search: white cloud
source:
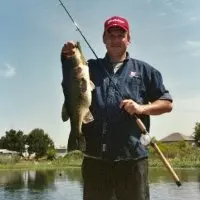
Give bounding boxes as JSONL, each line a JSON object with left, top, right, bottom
{"left": 164, "top": 0, "right": 173, "bottom": 6}
{"left": 174, "top": 95, "right": 200, "bottom": 112}
{"left": 158, "top": 12, "right": 167, "bottom": 16}
{"left": 164, "top": 0, "right": 184, "bottom": 15}
{"left": 186, "top": 40, "right": 200, "bottom": 47}
{"left": 191, "top": 50, "right": 200, "bottom": 57}
{"left": 0, "top": 63, "right": 16, "bottom": 78}
{"left": 146, "top": 0, "right": 152, "bottom": 3}
{"left": 185, "top": 40, "right": 200, "bottom": 57}
{"left": 189, "top": 16, "right": 200, "bottom": 22}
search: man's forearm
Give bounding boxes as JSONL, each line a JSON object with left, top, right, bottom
{"left": 142, "top": 100, "right": 173, "bottom": 115}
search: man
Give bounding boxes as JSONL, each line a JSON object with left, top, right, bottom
{"left": 61, "top": 16, "right": 173, "bottom": 200}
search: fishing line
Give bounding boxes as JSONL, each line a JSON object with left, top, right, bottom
{"left": 58, "top": 0, "right": 124, "bottom": 99}
{"left": 57, "top": 0, "right": 181, "bottom": 187}
{"left": 58, "top": 0, "right": 99, "bottom": 64}
{"left": 58, "top": 0, "right": 151, "bottom": 147}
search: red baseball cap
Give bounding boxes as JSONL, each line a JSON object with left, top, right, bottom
{"left": 104, "top": 16, "right": 129, "bottom": 32}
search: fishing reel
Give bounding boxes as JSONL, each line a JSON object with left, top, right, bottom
{"left": 135, "top": 116, "right": 152, "bottom": 146}
{"left": 140, "top": 133, "right": 151, "bottom": 146}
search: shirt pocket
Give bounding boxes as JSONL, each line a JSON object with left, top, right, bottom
{"left": 123, "top": 75, "right": 143, "bottom": 102}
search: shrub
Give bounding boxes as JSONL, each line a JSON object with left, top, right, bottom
{"left": 47, "top": 149, "right": 56, "bottom": 160}
{"left": 0, "top": 154, "right": 20, "bottom": 164}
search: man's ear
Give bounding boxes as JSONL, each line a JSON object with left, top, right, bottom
{"left": 127, "top": 32, "right": 131, "bottom": 44}
{"left": 103, "top": 31, "right": 106, "bottom": 44}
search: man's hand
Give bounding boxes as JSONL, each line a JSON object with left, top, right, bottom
{"left": 61, "top": 41, "right": 77, "bottom": 59}
{"left": 120, "top": 99, "right": 144, "bottom": 115}
{"left": 120, "top": 99, "right": 173, "bottom": 116}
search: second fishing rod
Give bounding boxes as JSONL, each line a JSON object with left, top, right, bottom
{"left": 58, "top": 0, "right": 181, "bottom": 187}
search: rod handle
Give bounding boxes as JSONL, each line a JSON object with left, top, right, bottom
{"left": 135, "top": 117, "right": 147, "bottom": 133}
{"left": 135, "top": 115, "right": 182, "bottom": 187}
{"left": 150, "top": 142, "right": 182, "bottom": 187}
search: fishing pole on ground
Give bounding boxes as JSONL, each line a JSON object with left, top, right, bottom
{"left": 57, "top": 0, "right": 181, "bottom": 187}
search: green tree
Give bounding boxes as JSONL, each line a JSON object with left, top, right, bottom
{"left": 26, "top": 128, "right": 55, "bottom": 158}
{"left": 0, "top": 136, "right": 5, "bottom": 148}
{"left": 151, "top": 136, "right": 157, "bottom": 142}
{"left": 193, "top": 122, "right": 200, "bottom": 147}
{"left": 0, "top": 129, "right": 27, "bottom": 153}
{"left": 46, "top": 148, "right": 56, "bottom": 160}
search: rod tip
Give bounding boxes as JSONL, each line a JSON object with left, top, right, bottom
{"left": 176, "top": 181, "right": 182, "bottom": 187}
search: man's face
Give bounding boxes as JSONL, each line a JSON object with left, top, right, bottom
{"left": 103, "top": 26, "right": 130, "bottom": 58}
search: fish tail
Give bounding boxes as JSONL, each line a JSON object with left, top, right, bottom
{"left": 67, "top": 131, "right": 78, "bottom": 152}
{"left": 77, "top": 134, "right": 86, "bottom": 152}
{"left": 67, "top": 123, "right": 86, "bottom": 152}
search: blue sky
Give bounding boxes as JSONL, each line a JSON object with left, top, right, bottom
{"left": 0, "top": 0, "right": 200, "bottom": 147}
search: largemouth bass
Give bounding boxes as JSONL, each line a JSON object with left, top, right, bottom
{"left": 61, "top": 42, "right": 94, "bottom": 152}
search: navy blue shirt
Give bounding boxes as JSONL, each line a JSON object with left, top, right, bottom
{"left": 62, "top": 53, "right": 172, "bottom": 161}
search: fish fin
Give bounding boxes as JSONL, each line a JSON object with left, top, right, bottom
{"left": 67, "top": 132, "right": 78, "bottom": 152}
{"left": 76, "top": 41, "right": 87, "bottom": 65}
{"left": 77, "top": 135, "right": 86, "bottom": 152}
{"left": 61, "top": 102, "right": 70, "bottom": 122}
{"left": 90, "top": 81, "right": 95, "bottom": 91}
{"left": 67, "top": 131, "right": 86, "bottom": 152}
{"left": 82, "top": 110, "right": 94, "bottom": 124}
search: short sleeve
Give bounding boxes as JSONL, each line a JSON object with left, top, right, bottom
{"left": 147, "top": 68, "right": 172, "bottom": 102}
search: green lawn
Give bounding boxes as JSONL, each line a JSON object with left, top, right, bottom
{"left": 0, "top": 143, "right": 200, "bottom": 170}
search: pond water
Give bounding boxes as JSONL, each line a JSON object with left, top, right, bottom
{"left": 0, "top": 168, "right": 199, "bottom": 200}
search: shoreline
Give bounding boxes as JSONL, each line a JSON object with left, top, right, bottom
{"left": 0, "top": 158, "right": 199, "bottom": 170}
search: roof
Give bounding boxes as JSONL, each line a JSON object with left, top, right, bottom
{"left": 55, "top": 148, "right": 67, "bottom": 153}
{"left": 159, "top": 132, "right": 195, "bottom": 142}
{"left": 0, "top": 149, "right": 18, "bottom": 154}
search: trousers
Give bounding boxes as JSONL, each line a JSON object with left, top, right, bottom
{"left": 81, "top": 157, "right": 150, "bottom": 200}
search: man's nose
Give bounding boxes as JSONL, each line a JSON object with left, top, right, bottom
{"left": 112, "top": 36, "right": 121, "bottom": 44}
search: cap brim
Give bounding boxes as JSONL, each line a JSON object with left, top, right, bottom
{"left": 105, "top": 24, "right": 128, "bottom": 32}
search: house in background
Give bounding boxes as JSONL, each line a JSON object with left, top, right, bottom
{"left": 55, "top": 147, "right": 67, "bottom": 158}
{"left": 0, "top": 149, "right": 19, "bottom": 155}
{"left": 159, "top": 132, "right": 195, "bottom": 144}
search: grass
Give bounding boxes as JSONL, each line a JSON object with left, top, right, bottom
{"left": 0, "top": 143, "right": 200, "bottom": 170}
{"left": 148, "top": 142, "right": 200, "bottom": 168}
{"left": 0, "top": 151, "right": 83, "bottom": 170}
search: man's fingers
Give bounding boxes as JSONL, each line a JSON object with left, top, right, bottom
{"left": 62, "top": 41, "right": 77, "bottom": 57}
{"left": 120, "top": 101, "right": 126, "bottom": 109}
{"left": 119, "top": 100, "right": 129, "bottom": 108}
{"left": 120, "top": 99, "right": 138, "bottom": 115}
{"left": 65, "top": 41, "right": 77, "bottom": 48}
{"left": 62, "top": 41, "right": 77, "bottom": 51}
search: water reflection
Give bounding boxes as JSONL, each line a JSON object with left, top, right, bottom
{"left": 1, "top": 168, "right": 199, "bottom": 188}
{"left": 149, "top": 168, "right": 200, "bottom": 200}
{"left": 59, "top": 168, "right": 82, "bottom": 183}
{"left": 150, "top": 168, "right": 200, "bottom": 184}
{"left": 198, "top": 171, "right": 200, "bottom": 192}
{"left": 0, "top": 168, "right": 199, "bottom": 200}
{"left": 0, "top": 170, "right": 56, "bottom": 190}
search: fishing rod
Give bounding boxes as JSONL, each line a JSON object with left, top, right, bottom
{"left": 58, "top": 0, "right": 181, "bottom": 187}
{"left": 58, "top": 0, "right": 98, "bottom": 60}
{"left": 58, "top": 0, "right": 149, "bottom": 138}
{"left": 58, "top": 0, "right": 124, "bottom": 96}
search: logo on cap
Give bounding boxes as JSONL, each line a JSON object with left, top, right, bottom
{"left": 104, "top": 16, "right": 129, "bottom": 32}
{"left": 107, "top": 18, "right": 125, "bottom": 25}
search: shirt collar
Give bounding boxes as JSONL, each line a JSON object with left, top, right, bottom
{"left": 104, "top": 52, "right": 130, "bottom": 63}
